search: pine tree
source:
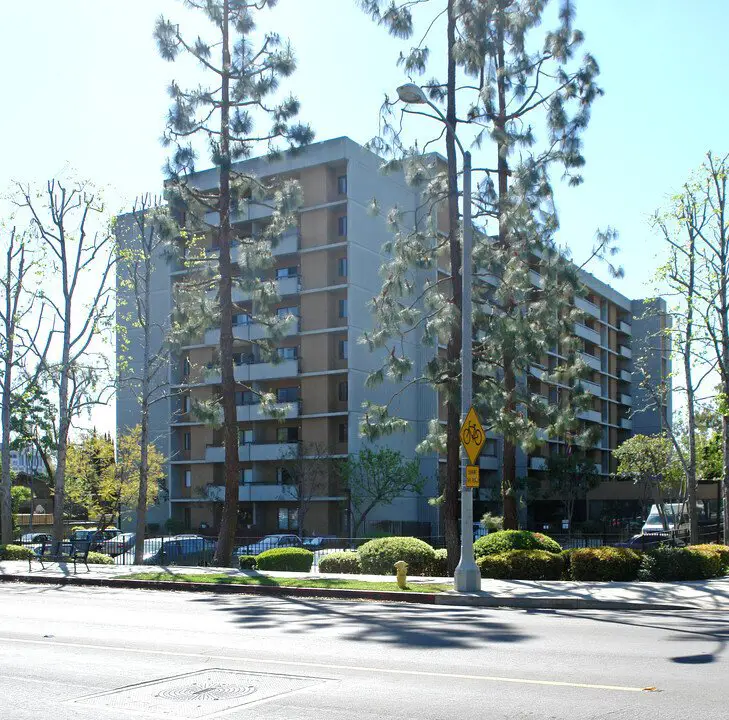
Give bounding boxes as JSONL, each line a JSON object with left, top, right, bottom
{"left": 155, "top": 0, "right": 312, "bottom": 565}
{"left": 358, "top": 1, "right": 616, "bottom": 549}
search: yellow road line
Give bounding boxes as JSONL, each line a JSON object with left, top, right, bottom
{"left": 0, "top": 636, "right": 653, "bottom": 693}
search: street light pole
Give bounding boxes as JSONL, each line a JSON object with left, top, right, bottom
{"left": 453, "top": 149, "right": 480, "bottom": 592}
{"left": 395, "top": 84, "right": 480, "bottom": 592}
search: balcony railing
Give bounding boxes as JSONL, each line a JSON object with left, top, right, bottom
{"left": 205, "top": 442, "right": 300, "bottom": 463}
{"left": 530, "top": 456, "right": 547, "bottom": 471}
{"left": 620, "top": 417, "right": 632, "bottom": 430}
{"left": 619, "top": 320, "right": 633, "bottom": 336}
{"left": 574, "top": 323, "right": 601, "bottom": 345}
{"left": 574, "top": 296, "right": 601, "bottom": 319}
{"left": 620, "top": 369, "right": 631, "bottom": 382}
{"left": 577, "top": 409, "right": 602, "bottom": 423}
{"left": 204, "top": 318, "right": 299, "bottom": 345}
{"left": 579, "top": 352, "right": 602, "bottom": 372}
{"left": 620, "top": 393, "right": 633, "bottom": 406}
{"left": 619, "top": 345, "right": 632, "bottom": 359}
{"left": 236, "top": 401, "right": 300, "bottom": 422}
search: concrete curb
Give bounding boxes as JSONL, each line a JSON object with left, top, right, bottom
{"left": 0, "top": 572, "right": 716, "bottom": 611}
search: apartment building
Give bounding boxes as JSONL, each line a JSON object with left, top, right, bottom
{"left": 466, "top": 273, "right": 675, "bottom": 528}
{"left": 116, "top": 137, "right": 439, "bottom": 538}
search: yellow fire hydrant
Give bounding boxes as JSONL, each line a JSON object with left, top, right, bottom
{"left": 394, "top": 560, "right": 408, "bottom": 590}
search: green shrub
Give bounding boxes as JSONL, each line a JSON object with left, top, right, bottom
{"left": 0, "top": 544, "right": 35, "bottom": 561}
{"left": 560, "top": 549, "right": 573, "bottom": 579}
{"left": 164, "top": 518, "right": 187, "bottom": 535}
{"left": 476, "top": 550, "right": 564, "bottom": 580}
{"left": 238, "top": 555, "right": 257, "bottom": 570}
{"left": 692, "top": 544, "right": 729, "bottom": 572}
{"left": 428, "top": 548, "right": 449, "bottom": 577}
{"left": 639, "top": 546, "right": 723, "bottom": 582}
{"left": 86, "top": 552, "right": 114, "bottom": 565}
{"left": 318, "top": 551, "right": 361, "bottom": 574}
{"left": 255, "top": 547, "right": 314, "bottom": 572}
{"left": 473, "top": 530, "right": 562, "bottom": 558}
{"left": 480, "top": 513, "right": 504, "bottom": 532}
{"left": 569, "top": 547, "right": 641, "bottom": 581}
{"left": 357, "top": 537, "right": 436, "bottom": 575}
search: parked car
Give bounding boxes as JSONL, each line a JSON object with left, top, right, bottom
{"left": 641, "top": 504, "right": 690, "bottom": 535}
{"left": 70, "top": 528, "right": 121, "bottom": 550}
{"left": 19, "top": 532, "right": 52, "bottom": 545}
{"left": 234, "top": 534, "right": 302, "bottom": 557}
{"left": 302, "top": 536, "right": 340, "bottom": 550}
{"left": 615, "top": 533, "right": 685, "bottom": 551}
{"left": 97, "top": 532, "right": 136, "bottom": 557}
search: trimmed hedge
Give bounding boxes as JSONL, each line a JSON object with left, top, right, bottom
{"left": 255, "top": 547, "right": 314, "bottom": 572}
{"left": 477, "top": 550, "right": 564, "bottom": 580}
{"left": 0, "top": 544, "right": 35, "bottom": 561}
{"left": 691, "top": 544, "right": 729, "bottom": 572}
{"left": 238, "top": 555, "right": 257, "bottom": 570}
{"left": 428, "top": 548, "right": 449, "bottom": 577}
{"left": 569, "top": 547, "right": 642, "bottom": 581}
{"left": 318, "top": 551, "right": 361, "bottom": 574}
{"left": 86, "top": 552, "right": 114, "bottom": 565}
{"left": 474, "top": 530, "right": 562, "bottom": 558}
{"left": 639, "top": 546, "right": 724, "bottom": 582}
{"left": 357, "top": 537, "right": 436, "bottom": 575}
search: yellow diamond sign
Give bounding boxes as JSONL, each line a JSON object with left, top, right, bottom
{"left": 460, "top": 406, "right": 486, "bottom": 465}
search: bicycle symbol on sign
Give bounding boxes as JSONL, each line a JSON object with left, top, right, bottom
{"left": 462, "top": 422, "right": 483, "bottom": 446}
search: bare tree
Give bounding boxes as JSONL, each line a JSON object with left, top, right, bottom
{"left": 117, "top": 195, "right": 177, "bottom": 563}
{"left": 0, "top": 227, "right": 50, "bottom": 543}
{"left": 14, "top": 180, "right": 115, "bottom": 542}
{"left": 279, "top": 442, "right": 338, "bottom": 536}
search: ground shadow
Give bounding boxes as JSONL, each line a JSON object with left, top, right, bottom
{"left": 189, "top": 593, "right": 532, "bottom": 649}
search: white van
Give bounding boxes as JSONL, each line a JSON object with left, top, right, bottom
{"left": 641, "top": 503, "right": 690, "bottom": 535}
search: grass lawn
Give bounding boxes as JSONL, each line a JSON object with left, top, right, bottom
{"left": 125, "top": 572, "right": 450, "bottom": 594}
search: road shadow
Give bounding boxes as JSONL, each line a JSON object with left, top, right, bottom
{"left": 189, "top": 594, "right": 532, "bottom": 649}
{"left": 538, "top": 608, "right": 729, "bottom": 665}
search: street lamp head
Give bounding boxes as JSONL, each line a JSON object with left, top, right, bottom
{"left": 396, "top": 83, "right": 427, "bottom": 105}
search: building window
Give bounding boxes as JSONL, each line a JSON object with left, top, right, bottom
{"left": 240, "top": 429, "right": 254, "bottom": 444}
{"left": 338, "top": 299, "right": 347, "bottom": 318}
{"left": 183, "top": 355, "right": 191, "bottom": 378}
{"left": 276, "top": 266, "right": 298, "bottom": 279}
{"left": 239, "top": 469, "right": 253, "bottom": 485}
{"left": 337, "top": 175, "right": 347, "bottom": 195}
{"left": 182, "top": 395, "right": 190, "bottom": 413}
{"left": 237, "top": 390, "right": 256, "bottom": 406}
{"left": 276, "top": 387, "right": 300, "bottom": 403}
{"left": 484, "top": 439, "right": 497, "bottom": 457}
{"left": 233, "top": 312, "right": 250, "bottom": 326}
{"left": 277, "top": 306, "right": 299, "bottom": 319}
{"left": 278, "top": 507, "right": 299, "bottom": 531}
{"left": 338, "top": 339, "right": 348, "bottom": 360}
{"left": 337, "top": 215, "right": 347, "bottom": 237}
{"left": 276, "top": 467, "right": 294, "bottom": 484}
{"left": 277, "top": 426, "right": 299, "bottom": 443}
{"left": 338, "top": 381, "right": 348, "bottom": 402}
{"left": 183, "top": 433, "right": 191, "bottom": 451}
{"left": 337, "top": 257, "right": 348, "bottom": 277}
{"left": 184, "top": 470, "right": 191, "bottom": 488}
{"left": 277, "top": 346, "right": 298, "bottom": 360}
{"left": 338, "top": 422, "right": 348, "bottom": 443}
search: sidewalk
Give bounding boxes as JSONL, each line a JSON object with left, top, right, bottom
{"left": 1, "top": 560, "right": 728, "bottom": 611}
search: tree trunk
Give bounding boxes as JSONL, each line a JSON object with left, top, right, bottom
{"left": 494, "top": 2, "right": 518, "bottom": 530}
{"left": 213, "top": 0, "right": 240, "bottom": 567}
{"left": 443, "top": 0, "right": 462, "bottom": 573}
{"left": 684, "top": 236, "right": 698, "bottom": 544}
{"left": 0, "top": 333, "right": 14, "bottom": 544}
{"left": 134, "top": 247, "right": 152, "bottom": 564}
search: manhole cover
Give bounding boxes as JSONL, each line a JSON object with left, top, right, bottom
{"left": 71, "top": 668, "right": 327, "bottom": 718}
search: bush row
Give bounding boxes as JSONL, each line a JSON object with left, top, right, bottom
{"left": 0, "top": 544, "right": 114, "bottom": 565}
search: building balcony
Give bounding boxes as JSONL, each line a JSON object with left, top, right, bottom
{"left": 529, "top": 270, "right": 545, "bottom": 289}
{"left": 203, "top": 358, "right": 299, "bottom": 384}
{"left": 620, "top": 418, "right": 632, "bottom": 430}
{"left": 577, "top": 409, "right": 602, "bottom": 423}
{"left": 581, "top": 380, "right": 602, "bottom": 396}
{"left": 204, "top": 442, "right": 299, "bottom": 463}
{"left": 204, "top": 319, "right": 299, "bottom": 345}
{"left": 619, "top": 320, "right": 633, "bottom": 336}
{"left": 207, "top": 275, "right": 301, "bottom": 305}
{"left": 529, "top": 365, "right": 546, "bottom": 380}
{"left": 530, "top": 456, "right": 547, "bottom": 471}
{"left": 479, "top": 455, "right": 499, "bottom": 471}
{"left": 620, "top": 369, "right": 632, "bottom": 383}
{"left": 620, "top": 393, "right": 633, "bottom": 406}
{"left": 579, "top": 352, "right": 602, "bottom": 372}
{"left": 203, "top": 482, "right": 298, "bottom": 503}
{"left": 619, "top": 345, "right": 632, "bottom": 359}
{"left": 574, "top": 296, "right": 601, "bottom": 319}
{"left": 575, "top": 323, "right": 601, "bottom": 345}
{"left": 236, "top": 402, "right": 300, "bottom": 422}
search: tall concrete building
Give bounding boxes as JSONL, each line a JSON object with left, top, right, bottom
{"left": 116, "top": 137, "right": 439, "bottom": 538}
{"left": 117, "top": 136, "right": 673, "bottom": 537}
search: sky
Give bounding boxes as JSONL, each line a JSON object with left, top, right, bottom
{"left": 1, "top": 0, "right": 728, "bottom": 434}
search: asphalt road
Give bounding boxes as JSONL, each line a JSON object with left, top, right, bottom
{"left": 0, "top": 583, "right": 726, "bottom": 720}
